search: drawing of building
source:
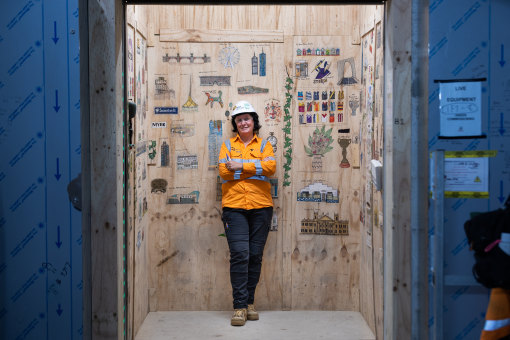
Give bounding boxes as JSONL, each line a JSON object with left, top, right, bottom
{"left": 166, "top": 191, "right": 200, "bottom": 204}
{"left": 301, "top": 211, "right": 348, "bottom": 236}
{"left": 297, "top": 182, "right": 339, "bottom": 203}
{"left": 160, "top": 141, "right": 169, "bottom": 167}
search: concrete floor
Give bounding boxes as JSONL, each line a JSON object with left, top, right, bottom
{"left": 135, "top": 311, "right": 375, "bottom": 340}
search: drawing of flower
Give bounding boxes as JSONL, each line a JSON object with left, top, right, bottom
{"left": 304, "top": 125, "right": 334, "bottom": 157}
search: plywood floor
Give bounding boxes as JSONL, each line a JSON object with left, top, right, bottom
{"left": 135, "top": 311, "right": 375, "bottom": 340}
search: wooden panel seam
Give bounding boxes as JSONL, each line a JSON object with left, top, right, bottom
{"left": 159, "top": 28, "right": 284, "bottom": 43}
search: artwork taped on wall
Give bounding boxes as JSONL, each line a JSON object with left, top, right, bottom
{"left": 167, "top": 190, "right": 200, "bottom": 204}
{"left": 301, "top": 211, "right": 349, "bottom": 236}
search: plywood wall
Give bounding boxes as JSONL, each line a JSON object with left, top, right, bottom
{"left": 126, "top": 5, "right": 150, "bottom": 337}
{"left": 129, "top": 3, "right": 383, "bottom": 337}
{"left": 358, "top": 5, "right": 385, "bottom": 339}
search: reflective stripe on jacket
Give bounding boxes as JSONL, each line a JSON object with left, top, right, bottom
{"left": 218, "top": 134, "right": 276, "bottom": 209}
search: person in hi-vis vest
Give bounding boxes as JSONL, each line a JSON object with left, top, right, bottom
{"left": 218, "top": 100, "right": 276, "bottom": 326}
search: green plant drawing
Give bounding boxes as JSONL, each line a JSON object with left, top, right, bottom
{"left": 283, "top": 68, "right": 293, "bottom": 187}
{"left": 304, "top": 125, "right": 334, "bottom": 157}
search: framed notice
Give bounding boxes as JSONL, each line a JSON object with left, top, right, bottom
{"left": 436, "top": 79, "right": 484, "bottom": 138}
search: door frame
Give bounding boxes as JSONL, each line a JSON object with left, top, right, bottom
{"left": 79, "top": 0, "right": 429, "bottom": 339}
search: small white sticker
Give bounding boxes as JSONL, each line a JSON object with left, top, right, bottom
{"left": 151, "top": 122, "right": 167, "bottom": 128}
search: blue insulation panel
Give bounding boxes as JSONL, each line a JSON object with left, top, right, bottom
{"left": 428, "top": 0, "right": 510, "bottom": 339}
{"left": 0, "top": 1, "right": 82, "bottom": 339}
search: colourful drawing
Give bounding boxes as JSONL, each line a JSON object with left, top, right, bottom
{"left": 297, "top": 182, "right": 339, "bottom": 203}
{"left": 312, "top": 60, "right": 331, "bottom": 81}
{"left": 237, "top": 86, "right": 269, "bottom": 94}
{"left": 264, "top": 100, "right": 283, "bottom": 123}
{"left": 205, "top": 91, "right": 224, "bottom": 108}
{"left": 300, "top": 211, "right": 349, "bottom": 236}
{"left": 148, "top": 140, "right": 156, "bottom": 165}
{"left": 304, "top": 125, "right": 334, "bottom": 172}
{"left": 208, "top": 120, "right": 223, "bottom": 169}
{"left": 167, "top": 191, "right": 200, "bottom": 204}
{"left": 259, "top": 49, "right": 266, "bottom": 76}
{"left": 295, "top": 61, "right": 308, "bottom": 78}
{"left": 182, "top": 75, "right": 198, "bottom": 111}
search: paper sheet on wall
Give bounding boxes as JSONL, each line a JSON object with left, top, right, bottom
{"left": 439, "top": 81, "right": 482, "bottom": 137}
{"left": 444, "top": 157, "right": 488, "bottom": 197}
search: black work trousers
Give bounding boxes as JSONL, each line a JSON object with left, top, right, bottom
{"left": 222, "top": 207, "right": 272, "bottom": 309}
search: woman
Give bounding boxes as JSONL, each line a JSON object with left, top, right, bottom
{"left": 218, "top": 100, "right": 276, "bottom": 326}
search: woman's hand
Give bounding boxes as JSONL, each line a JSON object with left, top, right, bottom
{"left": 226, "top": 160, "right": 243, "bottom": 172}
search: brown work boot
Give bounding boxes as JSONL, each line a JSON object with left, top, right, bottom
{"left": 231, "top": 308, "right": 247, "bottom": 326}
{"left": 247, "top": 304, "right": 259, "bottom": 320}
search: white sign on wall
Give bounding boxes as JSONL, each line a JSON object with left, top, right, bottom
{"left": 151, "top": 122, "right": 167, "bottom": 128}
{"left": 439, "top": 81, "right": 482, "bottom": 137}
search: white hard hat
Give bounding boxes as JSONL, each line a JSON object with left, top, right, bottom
{"left": 231, "top": 100, "right": 256, "bottom": 117}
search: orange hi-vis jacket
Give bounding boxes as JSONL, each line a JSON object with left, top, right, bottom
{"left": 218, "top": 134, "right": 276, "bottom": 209}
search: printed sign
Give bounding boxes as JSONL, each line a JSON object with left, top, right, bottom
{"left": 151, "top": 122, "right": 167, "bottom": 128}
{"left": 439, "top": 81, "right": 482, "bottom": 137}
{"left": 444, "top": 156, "right": 488, "bottom": 198}
{"left": 155, "top": 107, "right": 178, "bottom": 114}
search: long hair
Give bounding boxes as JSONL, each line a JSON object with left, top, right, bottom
{"left": 231, "top": 112, "right": 261, "bottom": 134}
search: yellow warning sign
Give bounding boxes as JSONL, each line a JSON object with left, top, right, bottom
{"left": 474, "top": 176, "right": 481, "bottom": 183}
{"left": 445, "top": 191, "right": 489, "bottom": 199}
{"left": 444, "top": 150, "right": 498, "bottom": 158}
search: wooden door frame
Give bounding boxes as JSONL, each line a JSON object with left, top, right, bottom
{"left": 80, "top": 0, "right": 428, "bottom": 339}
